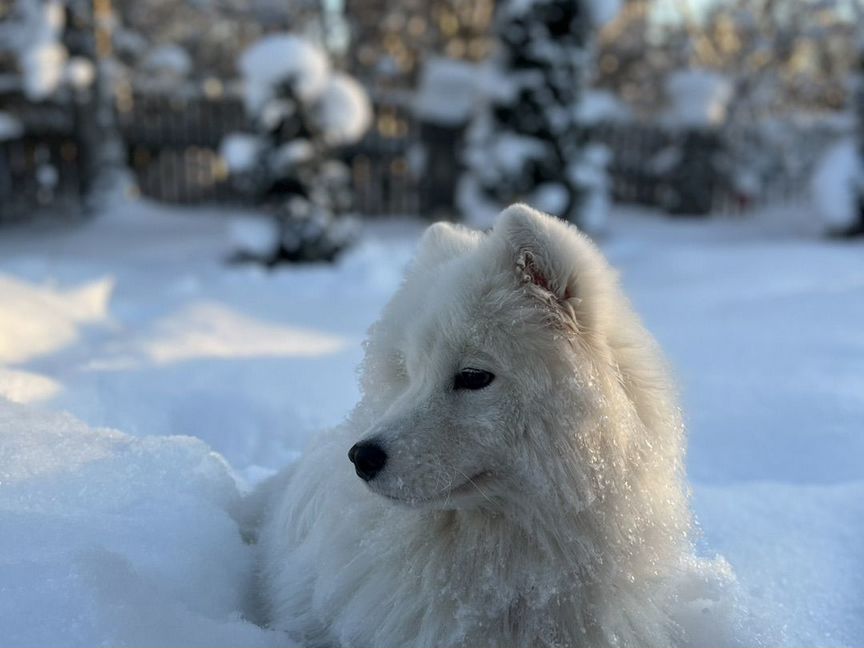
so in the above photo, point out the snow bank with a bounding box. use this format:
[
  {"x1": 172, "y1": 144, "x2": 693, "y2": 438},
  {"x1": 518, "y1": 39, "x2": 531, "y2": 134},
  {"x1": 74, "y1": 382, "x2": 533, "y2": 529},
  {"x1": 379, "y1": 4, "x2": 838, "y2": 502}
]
[
  {"x1": 239, "y1": 35, "x2": 330, "y2": 113},
  {"x1": 0, "y1": 400, "x2": 278, "y2": 646},
  {"x1": 694, "y1": 481, "x2": 864, "y2": 646},
  {"x1": 0, "y1": 198, "x2": 861, "y2": 645},
  {"x1": 811, "y1": 138, "x2": 861, "y2": 234}
]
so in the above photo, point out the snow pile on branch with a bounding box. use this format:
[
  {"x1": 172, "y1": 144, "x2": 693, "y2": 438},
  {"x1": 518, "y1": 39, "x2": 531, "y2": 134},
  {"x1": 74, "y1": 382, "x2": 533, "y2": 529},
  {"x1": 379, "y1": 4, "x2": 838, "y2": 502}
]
[
  {"x1": 315, "y1": 73, "x2": 373, "y2": 146},
  {"x1": 588, "y1": 0, "x2": 622, "y2": 27},
  {"x1": 16, "y1": 0, "x2": 68, "y2": 100},
  {"x1": 143, "y1": 44, "x2": 193, "y2": 80},
  {"x1": 665, "y1": 69, "x2": 733, "y2": 129},
  {"x1": 239, "y1": 35, "x2": 330, "y2": 114},
  {"x1": 64, "y1": 56, "x2": 96, "y2": 89},
  {"x1": 413, "y1": 57, "x2": 485, "y2": 126},
  {"x1": 578, "y1": 89, "x2": 632, "y2": 125},
  {"x1": 0, "y1": 401, "x2": 278, "y2": 646},
  {"x1": 0, "y1": 111, "x2": 24, "y2": 141},
  {"x1": 220, "y1": 133, "x2": 263, "y2": 174},
  {"x1": 811, "y1": 138, "x2": 862, "y2": 234}
]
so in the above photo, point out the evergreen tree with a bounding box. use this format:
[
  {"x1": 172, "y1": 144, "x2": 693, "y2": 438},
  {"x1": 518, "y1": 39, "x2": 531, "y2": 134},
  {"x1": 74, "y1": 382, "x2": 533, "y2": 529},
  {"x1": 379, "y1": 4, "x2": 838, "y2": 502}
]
[
  {"x1": 225, "y1": 35, "x2": 371, "y2": 263},
  {"x1": 459, "y1": 0, "x2": 612, "y2": 232}
]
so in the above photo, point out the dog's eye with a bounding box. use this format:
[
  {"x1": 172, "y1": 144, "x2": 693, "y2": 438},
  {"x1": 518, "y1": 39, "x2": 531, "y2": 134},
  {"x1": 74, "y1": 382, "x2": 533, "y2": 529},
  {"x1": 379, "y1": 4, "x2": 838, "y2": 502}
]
[{"x1": 453, "y1": 368, "x2": 495, "y2": 391}]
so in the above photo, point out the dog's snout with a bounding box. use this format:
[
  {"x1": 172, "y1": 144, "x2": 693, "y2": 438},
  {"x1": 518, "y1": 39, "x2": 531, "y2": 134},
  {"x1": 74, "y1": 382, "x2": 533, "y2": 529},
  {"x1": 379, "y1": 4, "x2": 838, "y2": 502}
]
[{"x1": 348, "y1": 441, "x2": 388, "y2": 481}]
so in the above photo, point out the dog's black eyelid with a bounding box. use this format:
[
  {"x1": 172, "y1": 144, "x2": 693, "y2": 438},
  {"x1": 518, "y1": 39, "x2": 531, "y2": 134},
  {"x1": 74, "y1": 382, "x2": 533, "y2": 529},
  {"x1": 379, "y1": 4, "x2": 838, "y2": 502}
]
[{"x1": 453, "y1": 368, "x2": 495, "y2": 390}]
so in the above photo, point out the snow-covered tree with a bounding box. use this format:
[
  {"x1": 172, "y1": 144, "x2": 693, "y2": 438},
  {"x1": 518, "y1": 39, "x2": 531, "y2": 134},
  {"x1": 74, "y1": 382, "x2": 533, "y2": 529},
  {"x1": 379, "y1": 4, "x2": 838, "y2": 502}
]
[
  {"x1": 222, "y1": 35, "x2": 372, "y2": 264},
  {"x1": 458, "y1": 0, "x2": 618, "y2": 233}
]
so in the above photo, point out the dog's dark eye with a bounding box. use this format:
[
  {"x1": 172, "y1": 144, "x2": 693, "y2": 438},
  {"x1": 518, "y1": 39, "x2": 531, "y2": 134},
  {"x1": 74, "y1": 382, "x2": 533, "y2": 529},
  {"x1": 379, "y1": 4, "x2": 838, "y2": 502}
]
[{"x1": 453, "y1": 368, "x2": 495, "y2": 391}]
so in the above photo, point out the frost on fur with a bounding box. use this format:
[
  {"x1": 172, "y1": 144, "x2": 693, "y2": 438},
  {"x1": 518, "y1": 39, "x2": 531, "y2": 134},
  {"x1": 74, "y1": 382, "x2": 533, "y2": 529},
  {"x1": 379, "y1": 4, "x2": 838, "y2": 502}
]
[{"x1": 256, "y1": 205, "x2": 757, "y2": 647}]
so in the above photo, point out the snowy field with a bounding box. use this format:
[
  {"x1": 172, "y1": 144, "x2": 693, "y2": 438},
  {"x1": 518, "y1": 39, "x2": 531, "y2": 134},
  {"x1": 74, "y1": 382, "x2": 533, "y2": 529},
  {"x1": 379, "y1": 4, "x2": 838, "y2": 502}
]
[{"x1": 0, "y1": 200, "x2": 862, "y2": 646}]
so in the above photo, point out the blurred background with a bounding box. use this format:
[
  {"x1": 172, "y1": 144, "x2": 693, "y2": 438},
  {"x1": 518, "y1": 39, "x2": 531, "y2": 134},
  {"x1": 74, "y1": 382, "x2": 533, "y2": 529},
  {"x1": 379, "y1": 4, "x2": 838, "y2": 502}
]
[
  {"x1": 1, "y1": 0, "x2": 863, "y2": 250},
  {"x1": 1, "y1": 3, "x2": 863, "y2": 645}
]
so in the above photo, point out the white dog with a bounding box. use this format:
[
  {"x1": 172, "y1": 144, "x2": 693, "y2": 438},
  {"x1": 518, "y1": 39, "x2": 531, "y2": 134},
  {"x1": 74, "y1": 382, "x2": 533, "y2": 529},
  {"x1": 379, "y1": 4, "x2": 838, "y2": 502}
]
[{"x1": 253, "y1": 205, "x2": 739, "y2": 647}]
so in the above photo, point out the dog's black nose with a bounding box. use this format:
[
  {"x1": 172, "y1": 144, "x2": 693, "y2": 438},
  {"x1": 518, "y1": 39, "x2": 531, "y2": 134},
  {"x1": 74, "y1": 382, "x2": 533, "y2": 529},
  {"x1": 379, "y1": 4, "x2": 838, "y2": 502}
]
[{"x1": 348, "y1": 441, "x2": 387, "y2": 481}]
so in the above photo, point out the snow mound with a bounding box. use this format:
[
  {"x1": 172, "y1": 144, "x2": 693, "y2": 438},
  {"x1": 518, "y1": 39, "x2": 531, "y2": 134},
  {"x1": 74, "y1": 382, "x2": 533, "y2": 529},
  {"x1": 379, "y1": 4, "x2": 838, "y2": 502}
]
[
  {"x1": 811, "y1": 138, "x2": 861, "y2": 234},
  {"x1": 0, "y1": 400, "x2": 278, "y2": 647},
  {"x1": 239, "y1": 35, "x2": 330, "y2": 112}
]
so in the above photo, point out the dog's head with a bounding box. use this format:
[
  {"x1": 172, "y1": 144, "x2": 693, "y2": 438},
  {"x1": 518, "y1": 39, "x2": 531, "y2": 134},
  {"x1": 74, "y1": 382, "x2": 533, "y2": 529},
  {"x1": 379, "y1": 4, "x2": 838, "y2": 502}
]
[{"x1": 349, "y1": 204, "x2": 681, "y2": 512}]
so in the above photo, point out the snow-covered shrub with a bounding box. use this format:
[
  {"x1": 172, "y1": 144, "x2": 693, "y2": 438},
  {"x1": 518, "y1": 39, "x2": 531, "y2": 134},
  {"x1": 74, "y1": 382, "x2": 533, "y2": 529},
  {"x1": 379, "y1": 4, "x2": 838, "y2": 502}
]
[
  {"x1": 0, "y1": 0, "x2": 97, "y2": 100},
  {"x1": 224, "y1": 35, "x2": 372, "y2": 264},
  {"x1": 458, "y1": 0, "x2": 617, "y2": 233}
]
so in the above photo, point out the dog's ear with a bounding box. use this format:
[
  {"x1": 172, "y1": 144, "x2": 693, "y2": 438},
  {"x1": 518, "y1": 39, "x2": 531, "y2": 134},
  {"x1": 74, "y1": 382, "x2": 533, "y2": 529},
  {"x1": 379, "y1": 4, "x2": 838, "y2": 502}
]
[
  {"x1": 414, "y1": 221, "x2": 480, "y2": 269},
  {"x1": 494, "y1": 203, "x2": 581, "y2": 303}
]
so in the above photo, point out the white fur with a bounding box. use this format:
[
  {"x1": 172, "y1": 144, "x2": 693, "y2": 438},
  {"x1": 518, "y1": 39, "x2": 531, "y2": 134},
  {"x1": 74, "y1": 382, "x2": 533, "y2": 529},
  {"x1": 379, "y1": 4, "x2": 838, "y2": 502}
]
[{"x1": 254, "y1": 205, "x2": 740, "y2": 647}]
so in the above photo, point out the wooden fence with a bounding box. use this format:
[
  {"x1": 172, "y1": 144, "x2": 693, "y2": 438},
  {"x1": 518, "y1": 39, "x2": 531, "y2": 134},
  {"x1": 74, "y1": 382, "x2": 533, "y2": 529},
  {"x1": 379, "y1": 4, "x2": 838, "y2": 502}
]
[
  {"x1": 1, "y1": 86, "x2": 843, "y2": 222},
  {"x1": 0, "y1": 94, "x2": 92, "y2": 223}
]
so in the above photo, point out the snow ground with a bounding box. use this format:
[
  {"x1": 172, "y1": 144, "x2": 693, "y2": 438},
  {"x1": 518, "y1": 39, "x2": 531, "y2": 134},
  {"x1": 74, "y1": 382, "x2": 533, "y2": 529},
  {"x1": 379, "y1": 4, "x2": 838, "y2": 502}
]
[{"x1": 0, "y1": 200, "x2": 861, "y2": 646}]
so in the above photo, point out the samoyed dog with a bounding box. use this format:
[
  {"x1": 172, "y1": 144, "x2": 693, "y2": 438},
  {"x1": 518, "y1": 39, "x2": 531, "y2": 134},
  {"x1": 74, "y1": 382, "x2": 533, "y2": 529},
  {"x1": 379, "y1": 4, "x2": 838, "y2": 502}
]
[{"x1": 253, "y1": 205, "x2": 744, "y2": 647}]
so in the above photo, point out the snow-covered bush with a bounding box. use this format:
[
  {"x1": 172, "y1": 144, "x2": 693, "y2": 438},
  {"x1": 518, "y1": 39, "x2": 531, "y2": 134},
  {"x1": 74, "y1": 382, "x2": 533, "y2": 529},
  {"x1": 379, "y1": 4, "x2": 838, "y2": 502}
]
[
  {"x1": 458, "y1": 0, "x2": 617, "y2": 233},
  {"x1": 0, "y1": 0, "x2": 97, "y2": 100},
  {"x1": 223, "y1": 35, "x2": 372, "y2": 264}
]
